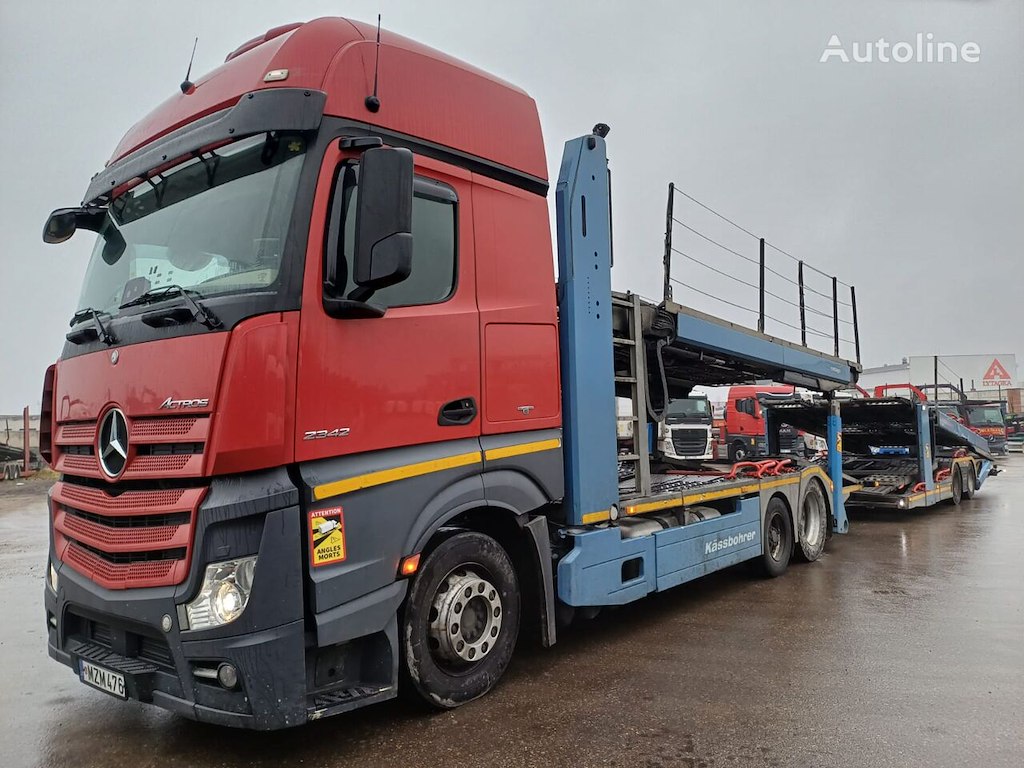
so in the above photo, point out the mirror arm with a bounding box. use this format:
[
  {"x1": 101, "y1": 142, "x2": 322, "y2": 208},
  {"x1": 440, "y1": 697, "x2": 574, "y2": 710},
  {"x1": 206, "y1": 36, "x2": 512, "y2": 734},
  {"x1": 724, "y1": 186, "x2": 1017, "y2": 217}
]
[
  {"x1": 346, "y1": 285, "x2": 375, "y2": 303},
  {"x1": 322, "y1": 295, "x2": 385, "y2": 319}
]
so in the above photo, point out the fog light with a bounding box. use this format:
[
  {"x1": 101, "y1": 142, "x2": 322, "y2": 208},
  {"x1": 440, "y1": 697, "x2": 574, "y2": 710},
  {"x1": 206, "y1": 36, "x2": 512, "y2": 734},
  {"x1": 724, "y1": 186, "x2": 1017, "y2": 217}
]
[
  {"x1": 217, "y1": 663, "x2": 239, "y2": 690},
  {"x1": 48, "y1": 562, "x2": 58, "y2": 594}
]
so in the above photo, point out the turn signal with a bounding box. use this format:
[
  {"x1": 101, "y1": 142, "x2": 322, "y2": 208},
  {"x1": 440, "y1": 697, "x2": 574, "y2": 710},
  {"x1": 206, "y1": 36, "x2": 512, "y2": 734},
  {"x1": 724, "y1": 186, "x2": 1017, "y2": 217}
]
[{"x1": 399, "y1": 554, "x2": 421, "y2": 577}]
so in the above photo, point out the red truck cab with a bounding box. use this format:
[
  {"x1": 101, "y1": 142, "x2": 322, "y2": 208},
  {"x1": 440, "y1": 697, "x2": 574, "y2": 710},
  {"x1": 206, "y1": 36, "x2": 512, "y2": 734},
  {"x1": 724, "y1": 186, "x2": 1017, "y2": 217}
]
[
  {"x1": 41, "y1": 17, "x2": 565, "y2": 728},
  {"x1": 716, "y1": 386, "x2": 791, "y2": 460}
]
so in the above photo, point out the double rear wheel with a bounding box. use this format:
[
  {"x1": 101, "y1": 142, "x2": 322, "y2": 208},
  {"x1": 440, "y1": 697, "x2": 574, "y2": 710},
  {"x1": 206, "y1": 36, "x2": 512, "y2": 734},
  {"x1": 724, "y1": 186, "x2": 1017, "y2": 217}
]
[
  {"x1": 795, "y1": 482, "x2": 828, "y2": 563},
  {"x1": 760, "y1": 497, "x2": 793, "y2": 578}
]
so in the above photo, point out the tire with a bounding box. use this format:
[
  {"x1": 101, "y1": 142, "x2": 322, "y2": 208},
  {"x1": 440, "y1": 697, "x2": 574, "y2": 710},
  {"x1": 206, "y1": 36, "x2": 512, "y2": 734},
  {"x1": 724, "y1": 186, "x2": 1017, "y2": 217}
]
[
  {"x1": 400, "y1": 531, "x2": 520, "y2": 709},
  {"x1": 759, "y1": 497, "x2": 793, "y2": 578},
  {"x1": 794, "y1": 481, "x2": 828, "y2": 563},
  {"x1": 730, "y1": 442, "x2": 748, "y2": 462},
  {"x1": 949, "y1": 466, "x2": 963, "y2": 506},
  {"x1": 962, "y1": 464, "x2": 976, "y2": 500}
]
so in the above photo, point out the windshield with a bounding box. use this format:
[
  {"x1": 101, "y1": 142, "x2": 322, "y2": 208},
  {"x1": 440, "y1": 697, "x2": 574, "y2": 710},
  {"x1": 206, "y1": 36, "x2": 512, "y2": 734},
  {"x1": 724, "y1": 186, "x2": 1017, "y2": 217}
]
[
  {"x1": 75, "y1": 132, "x2": 306, "y2": 317},
  {"x1": 966, "y1": 406, "x2": 1004, "y2": 426},
  {"x1": 666, "y1": 398, "x2": 711, "y2": 419}
]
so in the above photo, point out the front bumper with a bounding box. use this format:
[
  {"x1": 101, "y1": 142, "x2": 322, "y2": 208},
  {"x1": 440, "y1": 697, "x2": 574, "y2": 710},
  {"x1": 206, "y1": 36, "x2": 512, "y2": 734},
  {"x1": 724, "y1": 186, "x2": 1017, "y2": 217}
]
[
  {"x1": 46, "y1": 575, "x2": 306, "y2": 728},
  {"x1": 44, "y1": 468, "x2": 401, "y2": 729}
]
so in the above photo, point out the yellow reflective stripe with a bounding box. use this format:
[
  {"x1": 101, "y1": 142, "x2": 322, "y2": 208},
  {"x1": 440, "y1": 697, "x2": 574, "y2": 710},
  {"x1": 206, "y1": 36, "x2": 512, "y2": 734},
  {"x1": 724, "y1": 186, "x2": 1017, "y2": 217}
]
[
  {"x1": 625, "y1": 498, "x2": 684, "y2": 516},
  {"x1": 313, "y1": 451, "x2": 482, "y2": 500},
  {"x1": 581, "y1": 509, "x2": 611, "y2": 524},
  {"x1": 759, "y1": 476, "x2": 801, "y2": 490},
  {"x1": 682, "y1": 483, "x2": 761, "y2": 505},
  {"x1": 484, "y1": 438, "x2": 562, "y2": 461}
]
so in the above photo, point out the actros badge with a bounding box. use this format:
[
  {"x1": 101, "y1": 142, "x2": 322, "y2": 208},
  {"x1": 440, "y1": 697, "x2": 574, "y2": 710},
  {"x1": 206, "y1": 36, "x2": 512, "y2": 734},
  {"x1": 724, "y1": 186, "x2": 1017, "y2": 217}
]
[{"x1": 159, "y1": 396, "x2": 210, "y2": 410}]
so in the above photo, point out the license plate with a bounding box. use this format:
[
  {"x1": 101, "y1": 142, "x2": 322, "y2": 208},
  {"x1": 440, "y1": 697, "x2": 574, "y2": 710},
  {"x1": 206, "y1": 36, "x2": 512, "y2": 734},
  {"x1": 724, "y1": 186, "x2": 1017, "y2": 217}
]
[{"x1": 79, "y1": 660, "x2": 127, "y2": 699}]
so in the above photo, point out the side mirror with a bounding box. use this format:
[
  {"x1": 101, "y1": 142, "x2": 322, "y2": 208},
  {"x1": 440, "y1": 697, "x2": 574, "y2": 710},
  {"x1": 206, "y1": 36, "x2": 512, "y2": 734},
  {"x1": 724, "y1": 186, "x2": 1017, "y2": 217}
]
[
  {"x1": 42, "y1": 208, "x2": 80, "y2": 243},
  {"x1": 352, "y1": 147, "x2": 413, "y2": 296},
  {"x1": 42, "y1": 206, "x2": 113, "y2": 245}
]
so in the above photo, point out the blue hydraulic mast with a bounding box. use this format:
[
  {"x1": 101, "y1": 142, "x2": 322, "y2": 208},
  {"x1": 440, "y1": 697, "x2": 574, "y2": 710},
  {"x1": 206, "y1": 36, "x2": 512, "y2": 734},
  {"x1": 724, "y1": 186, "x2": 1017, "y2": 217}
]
[{"x1": 555, "y1": 127, "x2": 619, "y2": 527}]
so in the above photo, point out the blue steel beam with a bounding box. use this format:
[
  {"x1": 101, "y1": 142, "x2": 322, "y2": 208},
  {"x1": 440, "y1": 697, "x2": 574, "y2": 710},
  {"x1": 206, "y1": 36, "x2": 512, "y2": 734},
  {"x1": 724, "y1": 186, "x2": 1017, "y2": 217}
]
[
  {"x1": 675, "y1": 310, "x2": 858, "y2": 390},
  {"x1": 555, "y1": 132, "x2": 619, "y2": 525},
  {"x1": 827, "y1": 399, "x2": 848, "y2": 533},
  {"x1": 916, "y1": 403, "x2": 935, "y2": 491}
]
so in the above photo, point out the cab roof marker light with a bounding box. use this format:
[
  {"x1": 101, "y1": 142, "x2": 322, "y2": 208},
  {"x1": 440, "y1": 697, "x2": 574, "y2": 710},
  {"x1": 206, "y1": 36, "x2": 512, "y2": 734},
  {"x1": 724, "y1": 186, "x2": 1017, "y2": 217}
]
[{"x1": 263, "y1": 68, "x2": 289, "y2": 82}]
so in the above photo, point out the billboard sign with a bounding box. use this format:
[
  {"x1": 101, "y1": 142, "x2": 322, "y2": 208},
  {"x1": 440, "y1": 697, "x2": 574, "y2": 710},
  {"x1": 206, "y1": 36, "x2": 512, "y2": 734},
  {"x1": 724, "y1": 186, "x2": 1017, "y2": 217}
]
[{"x1": 908, "y1": 354, "x2": 1018, "y2": 392}]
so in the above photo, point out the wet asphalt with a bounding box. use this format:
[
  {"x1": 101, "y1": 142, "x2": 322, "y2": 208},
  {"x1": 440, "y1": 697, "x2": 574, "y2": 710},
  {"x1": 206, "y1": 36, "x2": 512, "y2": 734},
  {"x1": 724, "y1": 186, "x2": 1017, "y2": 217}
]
[{"x1": 1, "y1": 460, "x2": 1021, "y2": 768}]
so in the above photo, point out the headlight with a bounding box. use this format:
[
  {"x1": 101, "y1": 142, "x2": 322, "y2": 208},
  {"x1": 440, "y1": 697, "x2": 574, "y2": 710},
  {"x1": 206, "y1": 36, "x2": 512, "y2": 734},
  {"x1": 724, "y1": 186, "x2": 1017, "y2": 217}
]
[
  {"x1": 48, "y1": 562, "x2": 58, "y2": 594},
  {"x1": 185, "y1": 557, "x2": 257, "y2": 631}
]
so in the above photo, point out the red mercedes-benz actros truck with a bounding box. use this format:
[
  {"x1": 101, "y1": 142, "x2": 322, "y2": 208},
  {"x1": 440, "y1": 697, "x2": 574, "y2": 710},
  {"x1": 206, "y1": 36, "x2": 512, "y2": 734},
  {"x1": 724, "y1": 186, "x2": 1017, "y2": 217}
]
[{"x1": 40, "y1": 17, "x2": 861, "y2": 729}]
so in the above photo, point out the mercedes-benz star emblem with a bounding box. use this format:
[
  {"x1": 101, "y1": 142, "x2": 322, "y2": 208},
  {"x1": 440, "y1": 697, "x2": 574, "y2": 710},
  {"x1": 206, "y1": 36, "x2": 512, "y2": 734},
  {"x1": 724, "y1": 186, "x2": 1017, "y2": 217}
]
[
  {"x1": 98, "y1": 408, "x2": 129, "y2": 478},
  {"x1": 110, "y1": 350, "x2": 119, "y2": 365}
]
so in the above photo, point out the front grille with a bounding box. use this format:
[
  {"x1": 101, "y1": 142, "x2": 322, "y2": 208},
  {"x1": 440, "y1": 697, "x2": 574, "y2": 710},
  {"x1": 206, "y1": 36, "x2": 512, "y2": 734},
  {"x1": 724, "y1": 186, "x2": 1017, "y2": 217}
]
[
  {"x1": 779, "y1": 433, "x2": 801, "y2": 453},
  {"x1": 53, "y1": 483, "x2": 207, "y2": 589},
  {"x1": 62, "y1": 507, "x2": 188, "y2": 548},
  {"x1": 670, "y1": 429, "x2": 709, "y2": 457},
  {"x1": 131, "y1": 417, "x2": 199, "y2": 438},
  {"x1": 52, "y1": 414, "x2": 209, "y2": 480},
  {"x1": 58, "y1": 422, "x2": 97, "y2": 442},
  {"x1": 64, "y1": 543, "x2": 180, "y2": 587}
]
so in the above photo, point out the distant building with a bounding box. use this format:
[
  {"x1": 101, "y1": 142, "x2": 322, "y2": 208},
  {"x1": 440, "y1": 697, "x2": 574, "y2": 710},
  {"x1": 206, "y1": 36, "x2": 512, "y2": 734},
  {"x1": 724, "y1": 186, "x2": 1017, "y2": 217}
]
[
  {"x1": 859, "y1": 355, "x2": 1022, "y2": 413},
  {"x1": 1, "y1": 413, "x2": 39, "y2": 451}
]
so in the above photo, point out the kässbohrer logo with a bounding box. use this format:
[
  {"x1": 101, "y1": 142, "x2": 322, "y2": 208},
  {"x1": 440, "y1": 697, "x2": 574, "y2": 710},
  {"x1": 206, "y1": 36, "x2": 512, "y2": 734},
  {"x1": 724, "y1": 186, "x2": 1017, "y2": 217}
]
[{"x1": 705, "y1": 530, "x2": 757, "y2": 555}]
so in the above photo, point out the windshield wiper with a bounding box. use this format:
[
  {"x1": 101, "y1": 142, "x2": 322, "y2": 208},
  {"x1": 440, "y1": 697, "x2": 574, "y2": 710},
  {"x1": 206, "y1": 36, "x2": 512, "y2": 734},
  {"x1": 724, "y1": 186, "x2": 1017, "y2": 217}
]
[
  {"x1": 120, "y1": 285, "x2": 220, "y2": 329},
  {"x1": 67, "y1": 307, "x2": 116, "y2": 346}
]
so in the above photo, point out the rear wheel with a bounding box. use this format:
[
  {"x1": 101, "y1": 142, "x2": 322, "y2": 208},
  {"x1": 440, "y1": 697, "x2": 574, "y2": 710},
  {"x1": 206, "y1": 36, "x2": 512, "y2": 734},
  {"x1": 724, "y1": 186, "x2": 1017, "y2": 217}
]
[
  {"x1": 760, "y1": 497, "x2": 793, "y2": 577},
  {"x1": 962, "y1": 464, "x2": 976, "y2": 500},
  {"x1": 949, "y1": 466, "x2": 963, "y2": 506},
  {"x1": 795, "y1": 482, "x2": 828, "y2": 562},
  {"x1": 400, "y1": 532, "x2": 520, "y2": 708}
]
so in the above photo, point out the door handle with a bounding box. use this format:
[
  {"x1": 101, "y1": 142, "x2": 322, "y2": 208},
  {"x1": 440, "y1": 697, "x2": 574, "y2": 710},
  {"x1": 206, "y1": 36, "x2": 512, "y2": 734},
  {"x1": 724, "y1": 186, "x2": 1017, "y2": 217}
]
[{"x1": 438, "y1": 397, "x2": 478, "y2": 427}]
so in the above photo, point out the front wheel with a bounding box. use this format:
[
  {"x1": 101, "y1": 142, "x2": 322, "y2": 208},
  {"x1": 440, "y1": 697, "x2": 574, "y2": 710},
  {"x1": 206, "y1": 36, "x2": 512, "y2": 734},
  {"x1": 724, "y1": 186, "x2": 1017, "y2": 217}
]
[
  {"x1": 731, "y1": 442, "x2": 748, "y2": 462},
  {"x1": 760, "y1": 497, "x2": 793, "y2": 577},
  {"x1": 794, "y1": 482, "x2": 828, "y2": 562},
  {"x1": 400, "y1": 531, "x2": 520, "y2": 708}
]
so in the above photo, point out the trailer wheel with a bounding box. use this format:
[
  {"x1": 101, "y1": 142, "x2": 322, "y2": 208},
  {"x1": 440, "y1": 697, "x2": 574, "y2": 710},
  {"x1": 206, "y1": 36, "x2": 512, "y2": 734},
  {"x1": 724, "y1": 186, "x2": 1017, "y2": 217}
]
[
  {"x1": 962, "y1": 464, "x2": 976, "y2": 500},
  {"x1": 795, "y1": 482, "x2": 828, "y2": 563},
  {"x1": 949, "y1": 466, "x2": 963, "y2": 506},
  {"x1": 400, "y1": 531, "x2": 520, "y2": 709},
  {"x1": 730, "y1": 442, "x2": 748, "y2": 462},
  {"x1": 760, "y1": 497, "x2": 793, "y2": 577}
]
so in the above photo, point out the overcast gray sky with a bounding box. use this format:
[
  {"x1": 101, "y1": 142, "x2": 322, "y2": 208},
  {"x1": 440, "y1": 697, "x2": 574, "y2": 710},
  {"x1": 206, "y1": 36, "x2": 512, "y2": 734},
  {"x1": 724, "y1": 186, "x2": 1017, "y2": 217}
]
[{"x1": 1, "y1": 0, "x2": 1021, "y2": 412}]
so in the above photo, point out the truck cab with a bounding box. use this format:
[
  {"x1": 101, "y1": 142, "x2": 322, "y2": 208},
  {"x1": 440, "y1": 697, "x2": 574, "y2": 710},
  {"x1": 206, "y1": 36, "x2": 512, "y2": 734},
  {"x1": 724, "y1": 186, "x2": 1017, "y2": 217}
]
[
  {"x1": 41, "y1": 17, "x2": 563, "y2": 729},
  {"x1": 720, "y1": 385, "x2": 791, "y2": 460},
  {"x1": 963, "y1": 402, "x2": 1008, "y2": 455},
  {"x1": 656, "y1": 395, "x2": 714, "y2": 462}
]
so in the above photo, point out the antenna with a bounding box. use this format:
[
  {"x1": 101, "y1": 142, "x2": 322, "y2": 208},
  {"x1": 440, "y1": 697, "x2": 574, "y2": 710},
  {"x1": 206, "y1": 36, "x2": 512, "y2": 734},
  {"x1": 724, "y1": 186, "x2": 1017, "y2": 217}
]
[
  {"x1": 180, "y1": 37, "x2": 199, "y2": 94},
  {"x1": 364, "y1": 15, "x2": 382, "y2": 113}
]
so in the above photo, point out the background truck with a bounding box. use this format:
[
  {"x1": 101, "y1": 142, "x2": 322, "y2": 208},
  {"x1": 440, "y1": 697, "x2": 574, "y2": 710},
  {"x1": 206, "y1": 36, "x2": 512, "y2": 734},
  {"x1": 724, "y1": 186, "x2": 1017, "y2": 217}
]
[
  {"x1": 715, "y1": 385, "x2": 823, "y2": 461},
  {"x1": 39, "y1": 17, "x2": 861, "y2": 730},
  {"x1": 656, "y1": 395, "x2": 714, "y2": 462}
]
